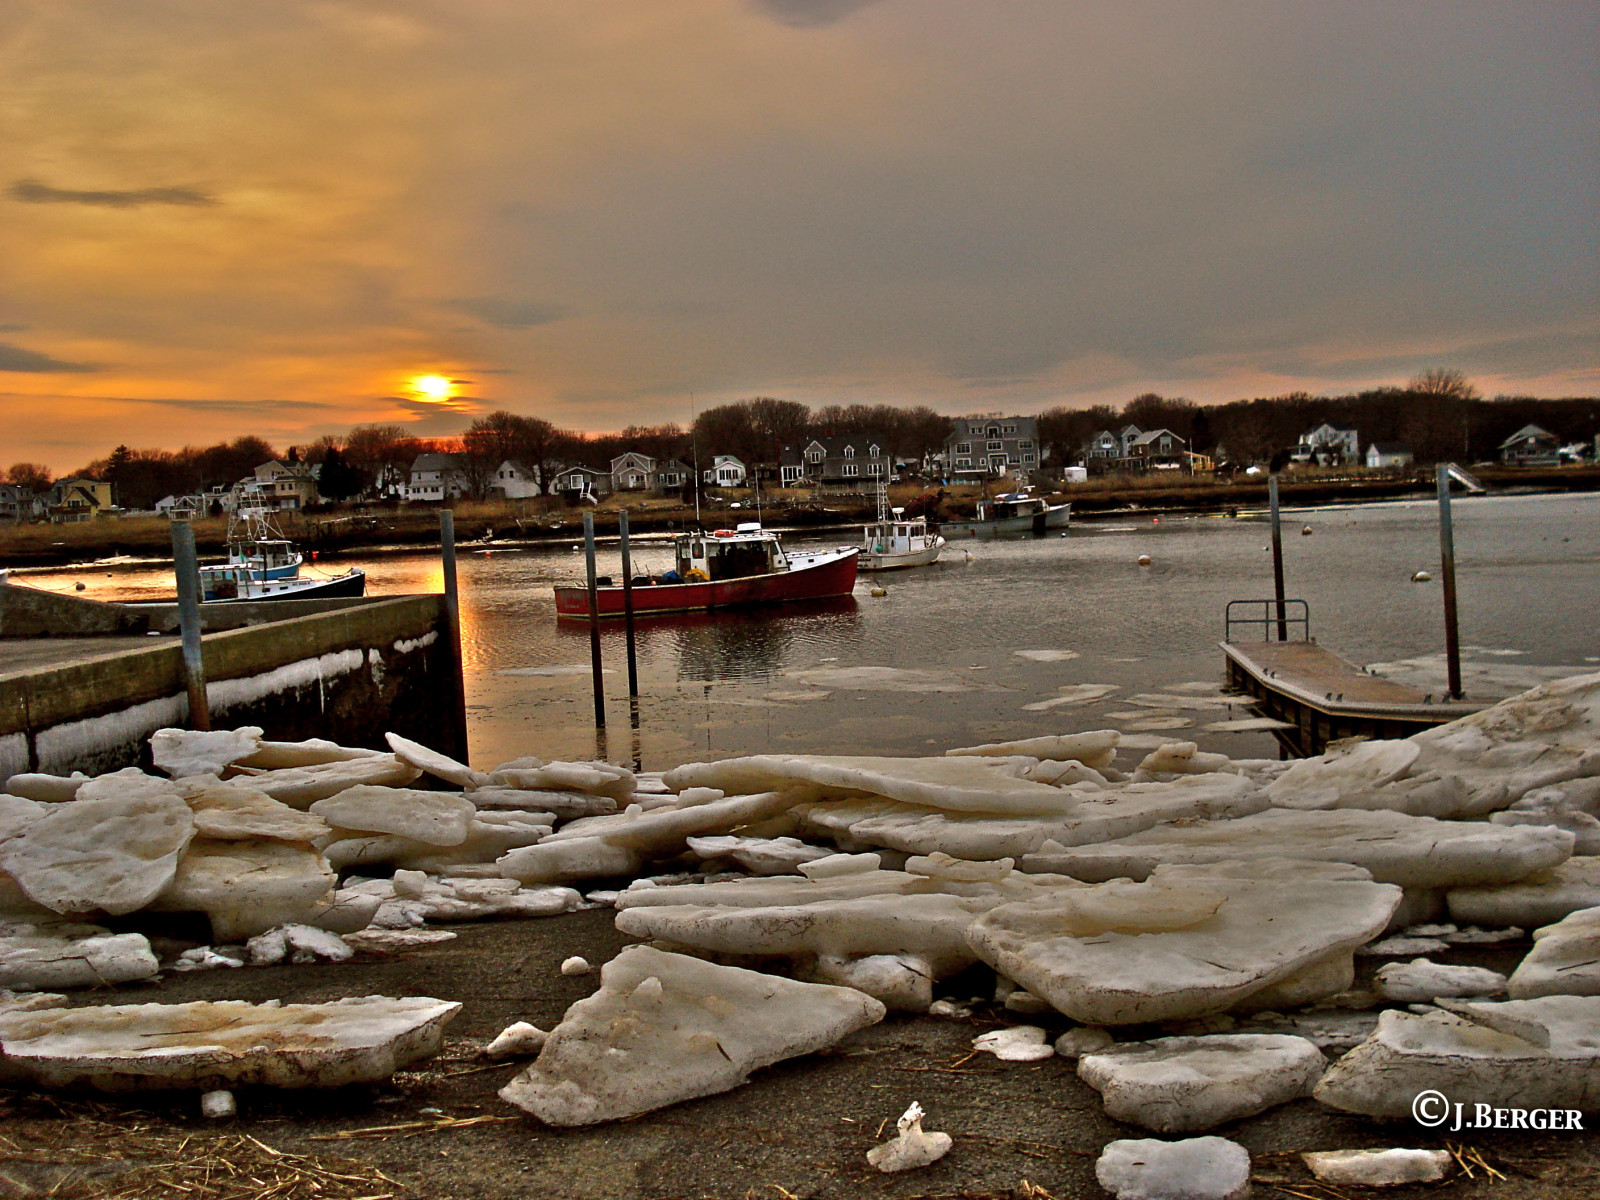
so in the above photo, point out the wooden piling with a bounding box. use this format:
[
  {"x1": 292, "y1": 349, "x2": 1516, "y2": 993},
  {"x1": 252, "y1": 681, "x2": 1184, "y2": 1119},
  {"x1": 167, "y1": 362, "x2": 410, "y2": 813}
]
[
  {"x1": 583, "y1": 511, "x2": 606, "y2": 728},
  {"x1": 439, "y1": 510, "x2": 470, "y2": 760},
  {"x1": 1437, "y1": 464, "x2": 1464, "y2": 699},
  {"x1": 169, "y1": 521, "x2": 210, "y2": 730},
  {"x1": 619, "y1": 511, "x2": 640, "y2": 698},
  {"x1": 1268, "y1": 475, "x2": 1288, "y2": 641}
]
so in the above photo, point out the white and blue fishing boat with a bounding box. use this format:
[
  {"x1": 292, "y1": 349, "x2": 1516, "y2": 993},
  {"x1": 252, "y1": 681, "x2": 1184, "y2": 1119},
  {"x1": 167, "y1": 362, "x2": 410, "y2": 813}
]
[{"x1": 199, "y1": 490, "x2": 364, "y2": 602}]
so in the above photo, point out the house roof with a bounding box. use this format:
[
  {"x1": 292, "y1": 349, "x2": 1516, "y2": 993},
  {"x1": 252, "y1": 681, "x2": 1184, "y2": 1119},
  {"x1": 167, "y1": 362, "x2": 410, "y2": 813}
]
[
  {"x1": 610, "y1": 452, "x2": 656, "y2": 471},
  {"x1": 411, "y1": 453, "x2": 462, "y2": 472},
  {"x1": 1368, "y1": 442, "x2": 1411, "y2": 455},
  {"x1": 1500, "y1": 424, "x2": 1554, "y2": 448},
  {"x1": 1129, "y1": 428, "x2": 1184, "y2": 447}
]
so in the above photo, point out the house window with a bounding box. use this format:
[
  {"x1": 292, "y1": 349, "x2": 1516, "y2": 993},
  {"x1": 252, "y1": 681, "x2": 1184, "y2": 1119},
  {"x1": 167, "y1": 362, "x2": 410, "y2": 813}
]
[
  {"x1": 844, "y1": 445, "x2": 855, "y2": 458},
  {"x1": 987, "y1": 440, "x2": 1002, "y2": 451},
  {"x1": 841, "y1": 463, "x2": 859, "y2": 477},
  {"x1": 806, "y1": 449, "x2": 823, "y2": 463},
  {"x1": 955, "y1": 457, "x2": 970, "y2": 467},
  {"x1": 955, "y1": 442, "x2": 971, "y2": 455},
  {"x1": 1023, "y1": 454, "x2": 1036, "y2": 463},
  {"x1": 869, "y1": 444, "x2": 879, "y2": 457},
  {"x1": 867, "y1": 462, "x2": 883, "y2": 476},
  {"x1": 1019, "y1": 440, "x2": 1033, "y2": 450},
  {"x1": 986, "y1": 426, "x2": 1000, "y2": 438}
]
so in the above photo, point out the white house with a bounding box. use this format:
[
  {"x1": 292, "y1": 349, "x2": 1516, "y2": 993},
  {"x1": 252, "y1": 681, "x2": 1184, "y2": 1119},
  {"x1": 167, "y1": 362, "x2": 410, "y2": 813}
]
[
  {"x1": 1294, "y1": 423, "x2": 1360, "y2": 466},
  {"x1": 490, "y1": 460, "x2": 541, "y2": 499},
  {"x1": 702, "y1": 455, "x2": 747, "y2": 488},
  {"x1": 155, "y1": 494, "x2": 207, "y2": 520},
  {"x1": 406, "y1": 453, "x2": 469, "y2": 501},
  {"x1": 1364, "y1": 443, "x2": 1414, "y2": 469},
  {"x1": 610, "y1": 452, "x2": 656, "y2": 492}
]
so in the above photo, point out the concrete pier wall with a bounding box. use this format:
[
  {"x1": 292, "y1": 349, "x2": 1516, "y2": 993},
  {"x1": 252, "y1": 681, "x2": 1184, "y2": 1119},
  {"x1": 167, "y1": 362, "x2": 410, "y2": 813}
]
[{"x1": 0, "y1": 587, "x2": 464, "y2": 783}]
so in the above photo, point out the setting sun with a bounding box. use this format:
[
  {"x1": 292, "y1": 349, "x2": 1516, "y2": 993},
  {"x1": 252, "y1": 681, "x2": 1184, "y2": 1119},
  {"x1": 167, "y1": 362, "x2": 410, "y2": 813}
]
[{"x1": 411, "y1": 374, "x2": 454, "y2": 402}]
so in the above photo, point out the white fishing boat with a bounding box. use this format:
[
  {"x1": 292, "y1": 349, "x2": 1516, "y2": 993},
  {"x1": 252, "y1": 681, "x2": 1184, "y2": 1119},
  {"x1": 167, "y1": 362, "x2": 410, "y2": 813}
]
[
  {"x1": 199, "y1": 490, "x2": 364, "y2": 602},
  {"x1": 859, "y1": 486, "x2": 944, "y2": 570},
  {"x1": 939, "y1": 490, "x2": 1070, "y2": 538}
]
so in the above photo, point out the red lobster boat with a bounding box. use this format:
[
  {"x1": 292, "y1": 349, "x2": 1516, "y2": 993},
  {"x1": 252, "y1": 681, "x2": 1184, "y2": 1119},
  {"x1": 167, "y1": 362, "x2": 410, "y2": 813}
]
[{"x1": 554, "y1": 523, "x2": 858, "y2": 619}]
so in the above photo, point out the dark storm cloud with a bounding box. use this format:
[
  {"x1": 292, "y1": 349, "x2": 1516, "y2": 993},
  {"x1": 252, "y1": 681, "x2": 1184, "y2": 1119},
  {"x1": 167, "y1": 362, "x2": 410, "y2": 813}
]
[
  {"x1": 752, "y1": 0, "x2": 885, "y2": 27},
  {"x1": 447, "y1": 296, "x2": 566, "y2": 329},
  {"x1": 0, "y1": 341, "x2": 97, "y2": 372},
  {"x1": 9, "y1": 178, "x2": 217, "y2": 208}
]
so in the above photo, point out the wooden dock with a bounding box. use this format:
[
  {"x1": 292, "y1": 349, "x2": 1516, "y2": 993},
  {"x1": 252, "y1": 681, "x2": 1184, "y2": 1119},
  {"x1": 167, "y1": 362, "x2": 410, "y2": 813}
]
[{"x1": 1222, "y1": 639, "x2": 1483, "y2": 757}]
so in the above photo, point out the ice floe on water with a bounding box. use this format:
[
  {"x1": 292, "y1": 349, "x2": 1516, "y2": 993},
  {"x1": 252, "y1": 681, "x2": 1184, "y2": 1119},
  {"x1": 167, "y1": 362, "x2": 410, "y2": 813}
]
[
  {"x1": 1, "y1": 670, "x2": 1599, "y2": 1157},
  {"x1": 1012, "y1": 649, "x2": 1081, "y2": 662}
]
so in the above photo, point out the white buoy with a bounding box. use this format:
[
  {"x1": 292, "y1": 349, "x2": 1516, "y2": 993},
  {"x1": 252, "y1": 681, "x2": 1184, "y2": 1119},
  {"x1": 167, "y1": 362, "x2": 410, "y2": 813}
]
[
  {"x1": 1412, "y1": 570, "x2": 1433, "y2": 582},
  {"x1": 200, "y1": 1089, "x2": 236, "y2": 1119},
  {"x1": 1137, "y1": 554, "x2": 1152, "y2": 567}
]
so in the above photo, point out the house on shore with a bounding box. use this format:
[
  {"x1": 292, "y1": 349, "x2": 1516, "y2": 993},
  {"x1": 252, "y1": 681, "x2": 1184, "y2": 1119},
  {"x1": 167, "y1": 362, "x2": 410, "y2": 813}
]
[
  {"x1": 490, "y1": 460, "x2": 542, "y2": 500},
  {"x1": 702, "y1": 455, "x2": 747, "y2": 488},
  {"x1": 1294, "y1": 423, "x2": 1360, "y2": 466},
  {"x1": 1499, "y1": 424, "x2": 1560, "y2": 466},
  {"x1": 942, "y1": 416, "x2": 1040, "y2": 480},
  {"x1": 406, "y1": 453, "x2": 469, "y2": 502},
  {"x1": 0, "y1": 483, "x2": 39, "y2": 523},
  {"x1": 250, "y1": 460, "x2": 321, "y2": 510},
  {"x1": 1365, "y1": 443, "x2": 1414, "y2": 469},
  {"x1": 779, "y1": 437, "x2": 889, "y2": 487},
  {"x1": 549, "y1": 464, "x2": 611, "y2": 503},
  {"x1": 45, "y1": 477, "x2": 114, "y2": 523}
]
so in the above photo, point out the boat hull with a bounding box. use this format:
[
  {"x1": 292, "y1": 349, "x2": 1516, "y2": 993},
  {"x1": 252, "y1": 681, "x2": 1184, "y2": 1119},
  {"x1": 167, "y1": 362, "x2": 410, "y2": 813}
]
[
  {"x1": 205, "y1": 569, "x2": 366, "y2": 603},
  {"x1": 555, "y1": 547, "x2": 859, "y2": 618},
  {"x1": 941, "y1": 502, "x2": 1070, "y2": 538},
  {"x1": 860, "y1": 538, "x2": 945, "y2": 571}
]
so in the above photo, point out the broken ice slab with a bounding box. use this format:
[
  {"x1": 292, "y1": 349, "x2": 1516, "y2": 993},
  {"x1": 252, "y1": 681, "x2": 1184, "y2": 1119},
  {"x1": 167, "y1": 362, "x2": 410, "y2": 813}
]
[
  {"x1": 385, "y1": 732, "x2": 493, "y2": 790},
  {"x1": 1508, "y1": 906, "x2": 1600, "y2": 999},
  {"x1": 1, "y1": 791, "x2": 195, "y2": 916},
  {"x1": 1448, "y1": 856, "x2": 1600, "y2": 928},
  {"x1": 150, "y1": 726, "x2": 265, "y2": 779},
  {"x1": 3, "y1": 773, "x2": 90, "y2": 803},
  {"x1": 1374, "y1": 959, "x2": 1507, "y2": 1003},
  {"x1": 310, "y1": 786, "x2": 477, "y2": 846},
  {"x1": 944, "y1": 729, "x2": 1120, "y2": 768},
  {"x1": 662, "y1": 754, "x2": 1082, "y2": 817},
  {"x1": 151, "y1": 838, "x2": 336, "y2": 942},
  {"x1": 1313, "y1": 996, "x2": 1600, "y2": 1119},
  {"x1": 234, "y1": 737, "x2": 385, "y2": 770},
  {"x1": 792, "y1": 774, "x2": 1267, "y2": 863},
  {"x1": 0, "y1": 929, "x2": 159, "y2": 991},
  {"x1": 233, "y1": 755, "x2": 422, "y2": 809},
  {"x1": 175, "y1": 778, "x2": 331, "y2": 843},
  {"x1": 967, "y1": 860, "x2": 1400, "y2": 1025},
  {"x1": 1078, "y1": 1033, "x2": 1326, "y2": 1133},
  {"x1": 1302, "y1": 1148, "x2": 1451, "y2": 1187},
  {"x1": 614, "y1": 867, "x2": 1089, "y2": 983},
  {"x1": 1096, "y1": 1137, "x2": 1251, "y2": 1200},
  {"x1": 0, "y1": 995, "x2": 460, "y2": 1091},
  {"x1": 1020, "y1": 807, "x2": 1574, "y2": 888},
  {"x1": 467, "y1": 787, "x2": 619, "y2": 818},
  {"x1": 497, "y1": 945, "x2": 885, "y2": 1125},
  {"x1": 486, "y1": 760, "x2": 635, "y2": 800}
]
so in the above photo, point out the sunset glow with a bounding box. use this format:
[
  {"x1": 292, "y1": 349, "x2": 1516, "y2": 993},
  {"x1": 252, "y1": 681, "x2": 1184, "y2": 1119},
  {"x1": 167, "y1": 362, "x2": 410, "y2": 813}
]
[{"x1": 411, "y1": 375, "x2": 455, "y2": 403}]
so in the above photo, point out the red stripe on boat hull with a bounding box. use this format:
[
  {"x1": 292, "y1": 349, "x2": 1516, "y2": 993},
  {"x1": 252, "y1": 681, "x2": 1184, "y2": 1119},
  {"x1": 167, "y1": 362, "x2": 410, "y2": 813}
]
[{"x1": 554, "y1": 549, "x2": 859, "y2": 618}]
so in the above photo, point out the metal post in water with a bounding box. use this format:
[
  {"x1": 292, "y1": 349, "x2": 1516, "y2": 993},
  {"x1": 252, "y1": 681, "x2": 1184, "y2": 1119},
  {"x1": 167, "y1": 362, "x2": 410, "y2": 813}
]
[
  {"x1": 618, "y1": 511, "x2": 640, "y2": 698},
  {"x1": 1268, "y1": 474, "x2": 1288, "y2": 641},
  {"x1": 1437, "y1": 463, "x2": 1463, "y2": 699},
  {"x1": 439, "y1": 510, "x2": 470, "y2": 760},
  {"x1": 583, "y1": 511, "x2": 606, "y2": 728},
  {"x1": 170, "y1": 521, "x2": 211, "y2": 730}
]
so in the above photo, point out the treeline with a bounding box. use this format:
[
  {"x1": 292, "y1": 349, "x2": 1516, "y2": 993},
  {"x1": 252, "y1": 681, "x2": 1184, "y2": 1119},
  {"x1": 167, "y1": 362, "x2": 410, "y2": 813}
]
[
  {"x1": 1037, "y1": 371, "x2": 1600, "y2": 467},
  {"x1": 7, "y1": 372, "x2": 1595, "y2": 510}
]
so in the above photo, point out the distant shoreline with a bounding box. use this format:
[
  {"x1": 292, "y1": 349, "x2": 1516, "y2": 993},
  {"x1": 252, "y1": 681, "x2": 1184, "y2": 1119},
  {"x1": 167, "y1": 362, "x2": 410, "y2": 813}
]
[{"x1": 3, "y1": 464, "x2": 1596, "y2": 571}]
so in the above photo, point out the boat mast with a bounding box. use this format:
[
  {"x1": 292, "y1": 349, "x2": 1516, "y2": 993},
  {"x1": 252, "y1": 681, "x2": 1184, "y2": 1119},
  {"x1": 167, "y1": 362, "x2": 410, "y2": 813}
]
[
  {"x1": 875, "y1": 476, "x2": 888, "y2": 524},
  {"x1": 690, "y1": 392, "x2": 701, "y2": 529}
]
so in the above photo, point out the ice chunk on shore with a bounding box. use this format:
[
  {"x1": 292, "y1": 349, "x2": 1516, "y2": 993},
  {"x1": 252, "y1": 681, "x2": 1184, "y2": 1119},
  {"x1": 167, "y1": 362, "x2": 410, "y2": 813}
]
[
  {"x1": 972, "y1": 1025, "x2": 1053, "y2": 1061},
  {"x1": 235, "y1": 738, "x2": 384, "y2": 770},
  {"x1": 968, "y1": 860, "x2": 1399, "y2": 1025},
  {"x1": 385, "y1": 732, "x2": 492, "y2": 790},
  {"x1": 1078, "y1": 1034, "x2": 1325, "y2": 1133},
  {"x1": 1374, "y1": 959, "x2": 1506, "y2": 1003},
  {"x1": 945, "y1": 729, "x2": 1119, "y2": 769},
  {"x1": 867, "y1": 1101, "x2": 951, "y2": 1173},
  {"x1": 1022, "y1": 807, "x2": 1573, "y2": 888},
  {"x1": 497, "y1": 946, "x2": 885, "y2": 1124},
  {"x1": 310, "y1": 786, "x2": 476, "y2": 846},
  {"x1": 664, "y1": 754, "x2": 1080, "y2": 816},
  {"x1": 1314, "y1": 996, "x2": 1600, "y2": 1119},
  {"x1": 150, "y1": 727, "x2": 264, "y2": 779},
  {"x1": 1448, "y1": 857, "x2": 1600, "y2": 928},
  {"x1": 1096, "y1": 1137, "x2": 1250, "y2": 1200},
  {"x1": 497, "y1": 837, "x2": 643, "y2": 886},
  {"x1": 0, "y1": 996, "x2": 460, "y2": 1091},
  {"x1": 468, "y1": 787, "x2": 618, "y2": 818},
  {"x1": 238, "y1": 756, "x2": 422, "y2": 808},
  {"x1": 486, "y1": 1021, "x2": 547, "y2": 1059},
  {"x1": 153, "y1": 839, "x2": 336, "y2": 942},
  {"x1": 0, "y1": 792, "x2": 194, "y2": 915},
  {"x1": 177, "y1": 779, "x2": 330, "y2": 843},
  {"x1": 1508, "y1": 906, "x2": 1600, "y2": 999},
  {"x1": 685, "y1": 835, "x2": 832, "y2": 875},
  {"x1": 1264, "y1": 738, "x2": 1419, "y2": 810},
  {"x1": 3, "y1": 773, "x2": 89, "y2": 803},
  {"x1": 1302, "y1": 1149, "x2": 1451, "y2": 1187},
  {"x1": 0, "y1": 930, "x2": 159, "y2": 991},
  {"x1": 488, "y1": 760, "x2": 635, "y2": 799}
]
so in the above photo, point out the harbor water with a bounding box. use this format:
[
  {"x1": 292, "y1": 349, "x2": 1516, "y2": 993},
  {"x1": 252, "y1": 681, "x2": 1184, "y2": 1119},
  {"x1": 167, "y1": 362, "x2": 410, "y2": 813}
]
[{"x1": 22, "y1": 493, "x2": 1600, "y2": 770}]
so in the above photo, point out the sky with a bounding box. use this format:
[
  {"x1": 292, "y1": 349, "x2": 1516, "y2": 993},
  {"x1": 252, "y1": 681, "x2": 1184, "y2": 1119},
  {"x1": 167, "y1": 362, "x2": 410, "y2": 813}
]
[{"x1": 2, "y1": 0, "x2": 1596, "y2": 472}]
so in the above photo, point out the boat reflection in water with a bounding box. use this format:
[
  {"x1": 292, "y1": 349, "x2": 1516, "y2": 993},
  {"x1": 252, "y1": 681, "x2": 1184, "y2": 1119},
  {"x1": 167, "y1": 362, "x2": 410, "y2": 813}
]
[{"x1": 555, "y1": 595, "x2": 861, "y2": 685}]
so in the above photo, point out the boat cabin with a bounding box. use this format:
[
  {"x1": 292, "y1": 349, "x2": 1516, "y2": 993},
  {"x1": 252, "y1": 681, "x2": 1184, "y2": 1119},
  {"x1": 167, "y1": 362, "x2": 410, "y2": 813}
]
[
  {"x1": 975, "y1": 492, "x2": 1046, "y2": 521},
  {"x1": 863, "y1": 509, "x2": 931, "y2": 555},
  {"x1": 674, "y1": 523, "x2": 787, "y2": 581}
]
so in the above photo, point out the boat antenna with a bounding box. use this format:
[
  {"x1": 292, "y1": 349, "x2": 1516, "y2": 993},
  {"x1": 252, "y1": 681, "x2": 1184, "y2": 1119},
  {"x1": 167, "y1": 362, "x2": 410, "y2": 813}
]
[
  {"x1": 690, "y1": 392, "x2": 701, "y2": 529},
  {"x1": 875, "y1": 476, "x2": 888, "y2": 523},
  {"x1": 754, "y1": 466, "x2": 763, "y2": 526}
]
